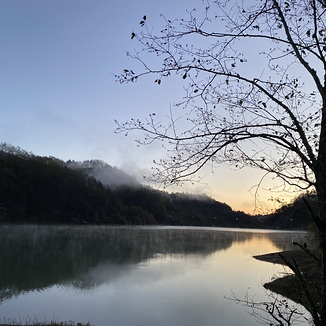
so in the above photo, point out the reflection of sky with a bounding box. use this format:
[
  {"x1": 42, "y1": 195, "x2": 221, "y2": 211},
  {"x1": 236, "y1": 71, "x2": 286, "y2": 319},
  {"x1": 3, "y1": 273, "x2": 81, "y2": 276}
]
[{"x1": 0, "y1": 230, "x2": 309, "y2": 326}]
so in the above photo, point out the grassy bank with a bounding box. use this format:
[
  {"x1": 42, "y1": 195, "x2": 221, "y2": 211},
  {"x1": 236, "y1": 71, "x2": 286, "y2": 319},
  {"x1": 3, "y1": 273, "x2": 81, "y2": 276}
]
[{"x1": 0, "y1": 321, "x2": 91, "y2": 326}]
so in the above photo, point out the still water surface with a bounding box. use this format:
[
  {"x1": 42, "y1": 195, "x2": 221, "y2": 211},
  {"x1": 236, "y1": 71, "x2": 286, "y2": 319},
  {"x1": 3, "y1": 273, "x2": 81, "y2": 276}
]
[{"x1": 0, "y1": 225, "x2": 309, "y2": 325}]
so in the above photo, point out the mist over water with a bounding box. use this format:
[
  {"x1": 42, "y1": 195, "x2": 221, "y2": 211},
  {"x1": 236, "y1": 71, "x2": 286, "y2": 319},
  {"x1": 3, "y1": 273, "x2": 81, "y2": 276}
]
[{"x1": 0, "y1": 225, "x2": 308, "y2": 325}]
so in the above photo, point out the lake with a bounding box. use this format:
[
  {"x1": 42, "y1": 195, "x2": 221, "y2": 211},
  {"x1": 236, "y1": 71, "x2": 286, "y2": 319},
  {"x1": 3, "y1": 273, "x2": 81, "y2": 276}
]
[{"x1": 0, "y1": 225, "x2": 310, "y2": 325}]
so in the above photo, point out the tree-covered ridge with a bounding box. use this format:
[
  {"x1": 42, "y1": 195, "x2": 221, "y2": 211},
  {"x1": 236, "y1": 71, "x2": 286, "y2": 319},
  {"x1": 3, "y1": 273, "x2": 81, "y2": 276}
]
[
  {"x1": 264, "y1": 192, "x2": 318, "y2": 230},
  {"x1": 0, "y1": 143, "x2": 312, "y2": 229},
  {"x1": 0, "y1": 144, "x2": 122, "y2": 224}
]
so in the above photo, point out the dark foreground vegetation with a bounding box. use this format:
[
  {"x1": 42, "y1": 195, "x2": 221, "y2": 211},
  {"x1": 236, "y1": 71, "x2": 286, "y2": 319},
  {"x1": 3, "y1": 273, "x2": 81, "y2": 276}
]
[
  {"x1": 255, "y1": 248, "x2": 322, "y2": 320},
  {"x1": 0, "y1": 323, "x2": 90, "y2": 326},
  {"x1": 0, "y1": 144, "x2": 314, "y2": 229}
]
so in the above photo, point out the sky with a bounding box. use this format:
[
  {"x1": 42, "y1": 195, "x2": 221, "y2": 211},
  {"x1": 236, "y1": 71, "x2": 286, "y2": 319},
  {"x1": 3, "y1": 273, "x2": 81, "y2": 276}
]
[{"x1": 0, "y1": 0, "x2": 291, "y2": 214}]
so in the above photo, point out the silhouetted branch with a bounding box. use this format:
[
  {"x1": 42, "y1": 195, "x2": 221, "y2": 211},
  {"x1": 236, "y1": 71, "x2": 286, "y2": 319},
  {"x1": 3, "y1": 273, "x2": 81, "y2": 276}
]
[{"x1": 225, "y1": 288, "x2": 308, "y2": 325}]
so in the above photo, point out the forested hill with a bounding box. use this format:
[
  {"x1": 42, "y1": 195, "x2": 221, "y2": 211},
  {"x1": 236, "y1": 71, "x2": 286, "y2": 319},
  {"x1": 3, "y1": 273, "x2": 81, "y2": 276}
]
[
  {"x1": 0, "y1": 144, "x2": 257, "y2": 227},
  {"x1": 262, "y1": 193, "x2": 317, "y2": 230},
  {"x1": 0, "y1": 144, "x2": 313, "y2": 229}
]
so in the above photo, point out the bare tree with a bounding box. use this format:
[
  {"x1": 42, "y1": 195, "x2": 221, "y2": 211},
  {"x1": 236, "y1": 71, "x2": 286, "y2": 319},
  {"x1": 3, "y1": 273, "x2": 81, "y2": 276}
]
[{"x1": 115, "y1": 1, "x2": 326, "y2": 323}]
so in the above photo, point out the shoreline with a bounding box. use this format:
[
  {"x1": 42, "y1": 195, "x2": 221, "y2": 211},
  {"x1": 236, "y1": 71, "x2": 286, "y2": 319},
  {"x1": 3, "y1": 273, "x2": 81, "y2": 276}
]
[{"x1": 254, "y1": 249, "x2": 321, "y2": 313}]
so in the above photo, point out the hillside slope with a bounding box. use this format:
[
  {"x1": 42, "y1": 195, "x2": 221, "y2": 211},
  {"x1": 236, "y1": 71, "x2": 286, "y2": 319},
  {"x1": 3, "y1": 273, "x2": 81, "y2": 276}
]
[{"x1": 0, "y1": 143, "x2": 257, "y2": 227}]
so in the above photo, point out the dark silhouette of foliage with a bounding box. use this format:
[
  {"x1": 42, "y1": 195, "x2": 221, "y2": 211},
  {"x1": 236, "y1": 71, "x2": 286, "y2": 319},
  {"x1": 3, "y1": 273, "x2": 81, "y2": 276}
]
[
  {"x1": 264, "y1": 192, "x2": 318, "y2": 230},
  {"x1": 0, "y1": 143, "x2": 313, "y2": 230},
  {"x1": 0, "y1": 143, "x2": 264, "y2": 227},
  {"x1": 0, "y1": 144, "x2": 123, "y2": 224}
]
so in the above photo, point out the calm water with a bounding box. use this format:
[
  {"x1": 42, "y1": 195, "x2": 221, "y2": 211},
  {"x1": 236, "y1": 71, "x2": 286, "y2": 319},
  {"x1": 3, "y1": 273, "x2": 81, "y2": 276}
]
[{"x1": 0, "y1": 225, "x2": 310, "y2": 325}]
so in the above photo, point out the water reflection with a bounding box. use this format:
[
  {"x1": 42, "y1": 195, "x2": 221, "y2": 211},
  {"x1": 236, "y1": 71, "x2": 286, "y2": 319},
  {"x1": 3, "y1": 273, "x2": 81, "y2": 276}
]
[{"x1": 0, "y1": 225, "x2": 305, "y2": 304}]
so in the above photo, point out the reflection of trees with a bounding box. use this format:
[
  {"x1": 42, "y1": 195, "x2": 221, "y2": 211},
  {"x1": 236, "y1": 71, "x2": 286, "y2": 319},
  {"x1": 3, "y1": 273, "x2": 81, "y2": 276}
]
[{"x1": 0, "y1": 225, "x2": 305, "y2": 302}]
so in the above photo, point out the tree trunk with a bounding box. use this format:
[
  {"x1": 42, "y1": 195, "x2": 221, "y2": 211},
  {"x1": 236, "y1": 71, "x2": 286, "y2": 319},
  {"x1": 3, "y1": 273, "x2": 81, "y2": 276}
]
[
  {"x1": 315, "y1": 121, "x2": 326, "y2": 325},
  {"x1": 321, "y1": 241, "x2": 326, "y2": 326},
  {"x1": 316, "y1": 185, "x2": 326, "y2": 325},
  {"x1": 309, "y1": 188, "x2": 324, "y2": 325},
  {"x1": 314, "y1": 92, "x2": 326, "y2": 325}
]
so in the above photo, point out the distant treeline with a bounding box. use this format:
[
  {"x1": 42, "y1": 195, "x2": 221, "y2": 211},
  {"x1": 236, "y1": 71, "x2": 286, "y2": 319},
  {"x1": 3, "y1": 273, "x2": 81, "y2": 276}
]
[
  {"x1": 263, "y1": 192, "x2": 318, "y2": 230},
  {"x1": 0, "y1": 144, "x2": 314, "y2": 229}
]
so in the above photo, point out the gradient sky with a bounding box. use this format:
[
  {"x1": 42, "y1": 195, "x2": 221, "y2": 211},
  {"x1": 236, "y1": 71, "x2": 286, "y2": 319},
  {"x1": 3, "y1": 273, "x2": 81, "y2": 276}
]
[{"x1": 0, "y1": 0, "x2": 290, "y2": 214}]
